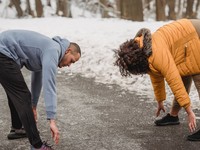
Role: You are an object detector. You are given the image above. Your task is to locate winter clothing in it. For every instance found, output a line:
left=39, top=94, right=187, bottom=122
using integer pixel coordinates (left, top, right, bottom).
left=154, top=113, right=180, bottom=126
left=155, top=76, right=192, bottom=126
left=0, top=30, right=70, bottom=119
left=0, top=53, right=42, bottom=147
left=0, top=30, right=70, bottom=148
left=187, top=129, right=200, bottom=141
left=144, top=19, right=200, bottom=109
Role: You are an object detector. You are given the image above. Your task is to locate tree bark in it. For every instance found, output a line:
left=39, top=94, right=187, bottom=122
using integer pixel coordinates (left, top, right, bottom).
left=56, top=0, right=71, bottom=17
left=194, top=0, right=200, bottom=18
left=121, top=0, right=143, bottom=21
left=11, top=0, right=23, bottom=18
left=119, top=0, right=124, bottom=18
left=100, top=0, right=109, bottom=18
left=167, top=0, right=176, bottom=20
left=156, top=0, right=166, bottom=21
left=62, top=0, right=68, bottom=17
left=185, top=0, right=195, bottom=18
left=26, top=0, right=35, bottom=17
left=35, top=0, right=43, bottom=17
left=131, top=0, right=143, bottom=21
left=177, top=0, right=182, bottom=18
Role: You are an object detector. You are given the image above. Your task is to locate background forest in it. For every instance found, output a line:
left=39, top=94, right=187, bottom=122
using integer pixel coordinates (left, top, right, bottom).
left=0, top=0, right=200, bottom=21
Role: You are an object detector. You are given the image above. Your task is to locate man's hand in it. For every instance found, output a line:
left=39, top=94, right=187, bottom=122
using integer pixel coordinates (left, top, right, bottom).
left=32, top=106, right=38, bottom=123
left=49, top=119, right=60, bottom=144
left=156, top=101, right=165, bottom=117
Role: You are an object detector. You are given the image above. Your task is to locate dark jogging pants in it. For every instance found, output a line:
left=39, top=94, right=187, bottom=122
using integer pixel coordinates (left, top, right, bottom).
left=0, top=53, right=42, bottom=147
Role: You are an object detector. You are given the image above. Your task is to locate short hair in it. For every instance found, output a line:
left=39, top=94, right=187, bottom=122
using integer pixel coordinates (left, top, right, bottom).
left=70, top=42, right=81, bottom=56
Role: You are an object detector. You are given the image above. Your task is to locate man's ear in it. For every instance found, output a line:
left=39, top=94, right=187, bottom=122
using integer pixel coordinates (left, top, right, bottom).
left=66, top=48, right=71, bottom=54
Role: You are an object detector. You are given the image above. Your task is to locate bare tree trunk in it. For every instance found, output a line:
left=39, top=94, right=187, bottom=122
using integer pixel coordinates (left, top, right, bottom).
left=8, top=0, right=14, bottom=8
left=156, top=0, right=166, bottom=21
left=26, top=0, right=35, bottom=17
left=177, top=0, right=182, bottom=18
left=121, top=0, right=143, bottom=21
left=131, top=0, right=143, bottom=21
left=62, top=0, right=68, bottom=17
left=35, top=0, right=43, bottom=17
left=56, top=0, right=71, bottom=17
left=63, top=0, right=71, bottom=17
left=195, top=0, right=200, bottom=17
left=11, top=0, right=23, bottom=17
left=119, top=0, right=124, bottom=18
left=56, top=0, right=60, bottom=15
left=100, top=0, right=109, bottom=18
left=115, top=0, right=122, bottom=18
left=167, top=0, right=176, bottom=20
left=122, top=0, right=129, bottom=19
left=184, top=0, right=195, bottom=18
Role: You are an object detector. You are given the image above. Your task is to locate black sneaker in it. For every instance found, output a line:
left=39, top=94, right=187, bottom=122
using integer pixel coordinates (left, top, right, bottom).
left=31, top=141, right=54, bottom=150
left=7, top=128, right=27, bottom=140
left=154, top=113, right=180, bottom=126
left=187, top=129, right=200, bottom=141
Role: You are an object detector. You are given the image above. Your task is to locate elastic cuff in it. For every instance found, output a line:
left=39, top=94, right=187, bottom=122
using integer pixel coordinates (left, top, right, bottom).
left=46, top=111, right=56, bottom=120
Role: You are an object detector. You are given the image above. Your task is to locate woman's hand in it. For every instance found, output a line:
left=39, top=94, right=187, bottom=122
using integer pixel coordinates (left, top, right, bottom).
left=49, top=119, right=60, bottom=144
left=185, top=106, right=196, bottom=132
left=156, top=101, right=165, bottom=117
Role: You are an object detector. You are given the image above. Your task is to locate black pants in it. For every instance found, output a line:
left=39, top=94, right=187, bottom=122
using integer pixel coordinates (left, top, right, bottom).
left=0, top=53, right=42, bottom=147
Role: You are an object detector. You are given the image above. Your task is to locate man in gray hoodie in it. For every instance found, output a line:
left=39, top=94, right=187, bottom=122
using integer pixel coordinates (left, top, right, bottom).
left=0, top=29, right=81, bottom=149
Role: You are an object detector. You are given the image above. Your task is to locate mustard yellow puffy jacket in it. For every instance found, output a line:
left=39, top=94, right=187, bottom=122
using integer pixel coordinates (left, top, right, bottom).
left=148, top=19, right=200, bottom=108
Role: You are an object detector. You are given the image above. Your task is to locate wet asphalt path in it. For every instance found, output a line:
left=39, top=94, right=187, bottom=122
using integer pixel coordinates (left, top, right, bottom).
left=0, top=69, right=200, bottom=150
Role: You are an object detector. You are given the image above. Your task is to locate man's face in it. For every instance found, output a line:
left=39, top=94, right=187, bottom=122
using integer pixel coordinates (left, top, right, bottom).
left=58, top=47, right=80, bottom=68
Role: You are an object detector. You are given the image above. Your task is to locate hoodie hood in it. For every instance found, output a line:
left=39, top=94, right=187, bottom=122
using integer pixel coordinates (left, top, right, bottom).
left=52, top=36, right=70, bottom=62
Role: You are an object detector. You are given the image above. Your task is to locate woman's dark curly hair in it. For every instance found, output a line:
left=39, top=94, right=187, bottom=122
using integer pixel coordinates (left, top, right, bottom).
left=114, top=28, right=152, bottom=77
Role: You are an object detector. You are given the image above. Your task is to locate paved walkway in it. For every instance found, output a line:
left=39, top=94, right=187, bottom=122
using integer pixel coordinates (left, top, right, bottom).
left=0, top=69, right=200, bottom=150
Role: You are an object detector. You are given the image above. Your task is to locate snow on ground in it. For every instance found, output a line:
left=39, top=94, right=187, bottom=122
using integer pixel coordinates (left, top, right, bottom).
left=0, top=17, right=199, bottom=109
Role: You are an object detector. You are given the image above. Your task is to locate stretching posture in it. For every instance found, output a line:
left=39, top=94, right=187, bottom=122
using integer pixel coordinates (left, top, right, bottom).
left=115, top=19, right=200, bottom=141
left=0, top=30, right=81, bottom=149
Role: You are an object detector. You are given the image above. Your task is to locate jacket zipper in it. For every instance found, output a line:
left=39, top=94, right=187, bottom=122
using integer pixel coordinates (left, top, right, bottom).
left=184, top=44, right=187, bottom=62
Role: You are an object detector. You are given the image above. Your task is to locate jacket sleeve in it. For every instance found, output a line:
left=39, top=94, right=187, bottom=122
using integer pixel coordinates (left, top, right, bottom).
left=149, top=73, right=166, bottom=102
left=31, top=71, right=42, bottom=107
left=154, top=49, right=191, bottom=108
left=42, top=50, right=58, bottom=119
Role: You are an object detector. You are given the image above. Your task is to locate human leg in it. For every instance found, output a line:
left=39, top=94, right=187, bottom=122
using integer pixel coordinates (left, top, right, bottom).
left=0, top=53, right=42, bottom=148
left=187, top=74, right=200, bottom=141
left=7, top=94, right=23, bottom=129
left=190, top=19, right=200, bottom=38
left=7, top=94, right=27, bottom=140
left=192, top=74, right=200, bottom=98
left=154, top=76, right=192, bottom=126
left=170, top=76, right=193, bottom=116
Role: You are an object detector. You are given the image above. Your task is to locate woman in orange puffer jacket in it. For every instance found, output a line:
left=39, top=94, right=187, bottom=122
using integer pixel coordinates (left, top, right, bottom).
left=115, top=19, right=200, bottom=141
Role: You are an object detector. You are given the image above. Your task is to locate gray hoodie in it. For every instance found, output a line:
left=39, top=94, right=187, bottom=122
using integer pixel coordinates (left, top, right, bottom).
left=0, top=30, right=70, bottom=119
